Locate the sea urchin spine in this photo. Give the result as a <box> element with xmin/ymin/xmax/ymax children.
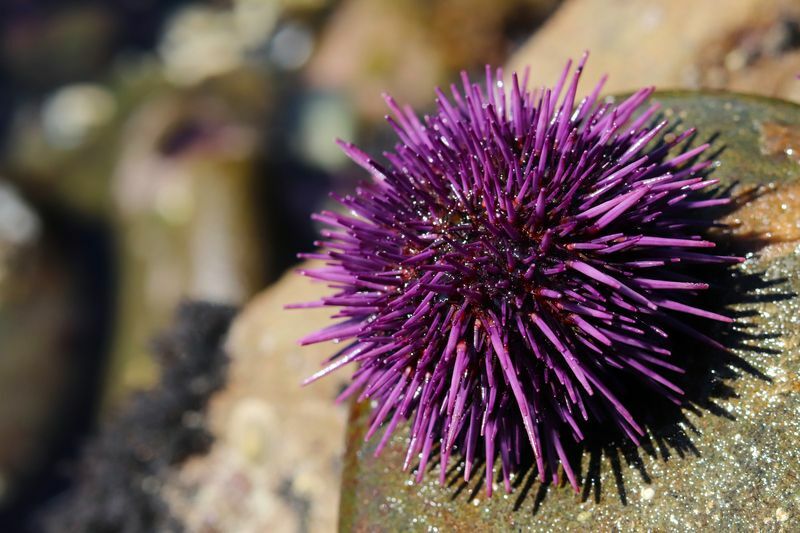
<box><xmin>292</xmin><ymin>54</ymin><xmax>740</xmax><ymax>495</ymax></box>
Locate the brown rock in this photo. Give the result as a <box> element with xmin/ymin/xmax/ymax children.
<box><xmin>509</xmin><ymin>0</ymin><xmax>800</xmax><ymax>103</ymax></box>
<box><xmin>0</xmin><ymin>189</ymin><xmax>70</xmax><ymax>510</ymax></box>
<box><xmin>308</xmin><ymin>0</ymin><xmax>561</xmax><ymax>120</ymax></box>
<box><xmin>723</xmin><ymin>180</ymin><xmax>800</xmax><ymax>260</ymax></box>
<box><xmin>163</xmin><ymin>264</ymin><xmax>349</xmax><ymax>533</ymax></box>
<box><xmin>307</xmin><ymin>0</ymin><xmax>446</xmax><ymax>119</ymax></box>
<box><xmin>0</xmin><ymin>181</ymin><xmax>112</xmax><ymax>514</ymax></box>
<box><xmin>726</xmin><ymin>52</ymin><xmax>800</xmax><ymax>103</ymax></box>
<box><xmin>107</xmin><ymin>95</ymin><xmax>267</xmax><ymax>405</ymax></box>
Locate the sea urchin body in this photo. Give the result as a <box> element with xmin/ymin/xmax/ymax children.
<box><xmin>293</xmin><ymin>55</ymin><xmax>739</xmax><ymax>495</ymax></box>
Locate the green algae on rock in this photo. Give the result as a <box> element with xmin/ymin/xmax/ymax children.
<box><xmin>339</xmin><ymin>93</ymin><xmax>800</xmax><ymax>532</ymax></box>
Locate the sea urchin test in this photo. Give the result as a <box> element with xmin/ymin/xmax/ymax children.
<box><xmin>291</xmin><ymin>54</ymin><xmax>740</xmax><ymax>496</ymax></box>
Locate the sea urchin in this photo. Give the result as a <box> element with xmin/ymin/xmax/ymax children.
<box><xmin>293</xmin><ymin>54</ymin><xmax>740</xmax><ymax>495</ymax></box>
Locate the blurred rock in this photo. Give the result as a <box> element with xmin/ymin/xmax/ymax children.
<box><xmin>0</xmin><ymin>5</ymin><xmax>116</xmax><ymax>89</ymax></box>
<box><xmin>292</xmin><ymin>91</ymin><xmax>356</xmax><ymax>170</ymax></box>
<box><xmin>0</xmin><ymin>182</ymin><xmax>60</xmax><ymax>510</ymax></box>
<box><xmin>0</xmin><ymin>180</ymin><xmax>112</xmax><ymax>523</ymax></box>
<box><xmin>159</xmin><ymin>3</ymin><xmax>277</xmax><ymax>87</ymax></box>
<box><xmin>429</xmin><ymin>0</ymin><xmax>561</xmax><ymax>72</ymax></box>
<box><xmin>726</xmin><ymin>51</ymin><xmax>800</xmax><ymax>103</ymax></box>
<box><xmin>509</xmin><ymin>0</ymin><xmax>800</xmax><ymax>103</ymax></box>
<box><xmin>269</xmin><ymin>21</ymin><xmax>315</xmax><ymax>71</ymax></box>
<box><xmin>39</xmin><ymin>302</ymin><xmax>237</xmax><ymax>533</ymax></box>
<box><xmin>3</xmin><ymin>63</ymin><xmax>169</xmax><ymax>217</ymax></box>
<box><xmin>0</xmin><ymin>183</ymin><xmax>41</xmax><ymax>258</ymax></box>
<box><xmin>106</xmin><ymin>95</ymin><xmax>268</xmax><ymax>404</ymax></box>
<box><xmin>41</xmin><ymin>83</ymin><xmax>117</xmax><ymax>150</ymax></box>
<box><xmin>158</xmin><ymin>0</ymin><xmax>332</xmax><ymax>87</ymax></box>
<box><xmin>2</xmin><ymin>0</ymin><xmax>330</xmax><ymax>216</ymax></box>
<box><xmin>308</xmin><ymin>0</ymin><xmax>561</xmax><ymax>120</ymax></box>
<box><xmin>308</xmin><ymin>0</ymin><xmax>446</xmax><ymax>119</ymax></box>
<box><xmin>2</xmin><ymin>0</ymin><xmax>337</xmax><ymax>414</ymax></box>
<box><xmin>162</xmin><ymin>263</ymin><xmax>349</xmax><ymax>533</ymax></box>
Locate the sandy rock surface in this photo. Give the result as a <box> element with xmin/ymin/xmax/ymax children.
<box><xmin>164</xmin><ymin>264</ymin><xmax>347</xmax><ymax>533</ymax></box>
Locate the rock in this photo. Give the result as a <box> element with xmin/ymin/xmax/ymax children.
<box><xmin>308</xmin><ymin>0</ymin><xmax>561</xmax><ymax>120</ymax></box>
<box><xmin>0</xmin><ymin>183</ymin><xmax>69</xmax><ymax>511</ymax></box>
<box><xmin>105</xmin><ymin>95</ymin><xmax>268</xmax><ymax>406</ymax></box>
<box><xmin>162</xmin><ymin>263</ymin><xmax>350</xmax><ymax>533</ymax></box>
<box><xmin>306</xmin><ymin>0</ymin><xmax>446</xmax><ymax>120</ymax></box>
<box><xmin>0</xmin><ymin>181</ymin><xmax>113</xmax><ymax>523</ymax></box>
<box><xmin>726</xmin><ymin>51</ymin><xmax>800</xmax><ymax>105</ymax></box>
<box><xmin>38</xmin><ymin>302</ymin><xmax>237</xmax><ymax>533</ymax></box>
<box><xmin>0</xmin><ymin>5</ymin><xmax>116</xmax><ymax>88</ymax></box>
<box><xmin>508</xmin><ymin>0</ymin><xmax>800</xmax><ymax>103</ymax></box>
<box><xmin>338</xmin><ymin>93</ymin><xmax>800</xmax><ymax>530</ymax></box>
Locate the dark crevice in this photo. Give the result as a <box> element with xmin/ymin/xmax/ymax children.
<box><xmin>34</xmin><ymin>301</ymin><xmax>237</xmax><ymax>533</ymax></box>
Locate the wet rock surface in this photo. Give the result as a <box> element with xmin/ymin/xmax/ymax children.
<box><xmin>338</xmin><ymin>93</ymin><xmax>800</xmax><ymax>531</ymax></box>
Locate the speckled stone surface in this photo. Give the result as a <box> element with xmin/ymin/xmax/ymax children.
<box><xmin>338</xmin><ymin>93</ymin><xmax>800</xmax><ymax>531</ymax></box>
<box><xmin>162</xmin><ymin>264</ymin><xmax>350</xmax><ymax>533</ymax></box>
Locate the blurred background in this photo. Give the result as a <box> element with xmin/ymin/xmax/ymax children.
<box><xmin>0</xmin><ymin>0</ymin><xmax>799</xmax><ymax>531</ymax></box>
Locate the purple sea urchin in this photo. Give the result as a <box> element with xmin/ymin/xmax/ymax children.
<box><xmin>293</xmin><ymin>55</ymin><xmax>740</xmax><ymax>495</ymax></box>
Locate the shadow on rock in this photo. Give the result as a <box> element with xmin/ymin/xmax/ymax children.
<box><xmin>435</xmin><ymin>225</ymin><xmax>793</xmax><ymax>515</ymax></box>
